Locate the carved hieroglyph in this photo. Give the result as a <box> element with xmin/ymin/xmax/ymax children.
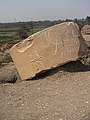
<box><xmin>10</xmin><ymin>22</ymin><xmax>87</xmax><ymax>80</ymax></box>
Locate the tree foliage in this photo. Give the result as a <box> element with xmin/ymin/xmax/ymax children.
<box><xmin>86</xmin><ymin>16</ymin><xmax>90</xmax><ymax>25</ymax></box>
<box><xmin>17</xmin><ymin>26</ymin><xmax>30</xmax><ymax>39</ymax></box>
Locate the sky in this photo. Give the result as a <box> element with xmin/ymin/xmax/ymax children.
<box><xmin>0</xmin><ymin>0</ymin><xmax>90</xmax><ymax>23</ymax></box>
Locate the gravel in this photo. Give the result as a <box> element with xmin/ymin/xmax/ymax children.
<box><xmin>0</xmin><ymin>61</ymin><xmax>90</xmax><ymax>120</ymax></box>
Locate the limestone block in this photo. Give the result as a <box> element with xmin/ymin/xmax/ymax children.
<box><xmin>81</xmin><ymin>25</ymin><xmax>90</xmax><ymax>47</ymax></box>
<box><xmin>10</xmin><ymin>22</ymin><xmax>87</xmax><ymax>80</ymax></box>
<box><xmin>81</xmin><ymin>25</ymin><xmax>90</xmax><ymax>35</ymax></box>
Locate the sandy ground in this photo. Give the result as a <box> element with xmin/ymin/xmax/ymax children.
<box><xmin>0</xmin><ymin>61</ymin><xmax>90</xmax><ymax>120</ymax></box>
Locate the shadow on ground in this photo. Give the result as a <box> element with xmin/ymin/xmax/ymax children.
<box><xmin>28</xmin><ymin>60</ymin><xmax>90</xmax><ymax>81</ymax></box>
<box><xmin>63</xmin><ymin>60</ymin><xmax>90</xmax><ymax>72</ymax></box>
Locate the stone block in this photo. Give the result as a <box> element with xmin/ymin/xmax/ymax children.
<box><xmin>10</xmin><ymin>22</ymin><xmax>87</xmax><ymax>80</ymax></box>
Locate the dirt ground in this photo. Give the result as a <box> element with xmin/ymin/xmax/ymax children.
<box><xmin>0</xmin><ymin>60</ymin><xmax>90</xmax><ymax>120</ymax></box>
<box><xmin>0</xmin><ymin>36</ymin><xmax>90</xmax><ymax>120</ymax></box>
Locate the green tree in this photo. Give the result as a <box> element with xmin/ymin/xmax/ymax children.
<box><xmin>18</xmin><ymin>26</ymin><xmax>30</xmax><ymax>39</ymax></box>
<box><xmin>29</xmin><ymin>21</ymin><xmax>34</xmax><ymax>34</ymax></box>
<box><xmin>86</xmin><ymin>16</ymin><xmax>90</xmax><ymax>25</ymax></box>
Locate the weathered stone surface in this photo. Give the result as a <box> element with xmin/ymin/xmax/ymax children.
<box><xmin>81</xmin><ymin>25</ymin><xmax>90</xmax><ymax>48</ymax></box>
<box><xmin>0</xmin><ymin>63</ymin><xmax>17</xmax><ymax>84</ymax></box>
<box><xmin>0</xmin><ymin>63</ymin><xmax>21</xmax><ymax>84</ymax></box>
<box><xmin>81</xmin><ymin>25</ymin><xmax>90</xmax><ymax>35</ymax></box>
<box><xmin>10</xmin><ymin>22</ymin><xmax>87</xmax><ymax>80</ymax></box>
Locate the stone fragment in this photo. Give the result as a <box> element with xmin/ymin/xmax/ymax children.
<box><xmin>81</xmin><ymin>25</ymin><xmax>90</xmax><ymax>48</ymax></box>
<box><xmin>10</xmin><ymin>22</ymin><xmax>87</xmax><ymax>80</ymax></box>
<box><xmin>81</xmin><ymin>25</ymin><xmax>90</xmax><ymax>35</ymax></box>
<box><xmin>0</xmin><ymin>63</ymin><xmax>17</xmax><ymax>84</ymax></box>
